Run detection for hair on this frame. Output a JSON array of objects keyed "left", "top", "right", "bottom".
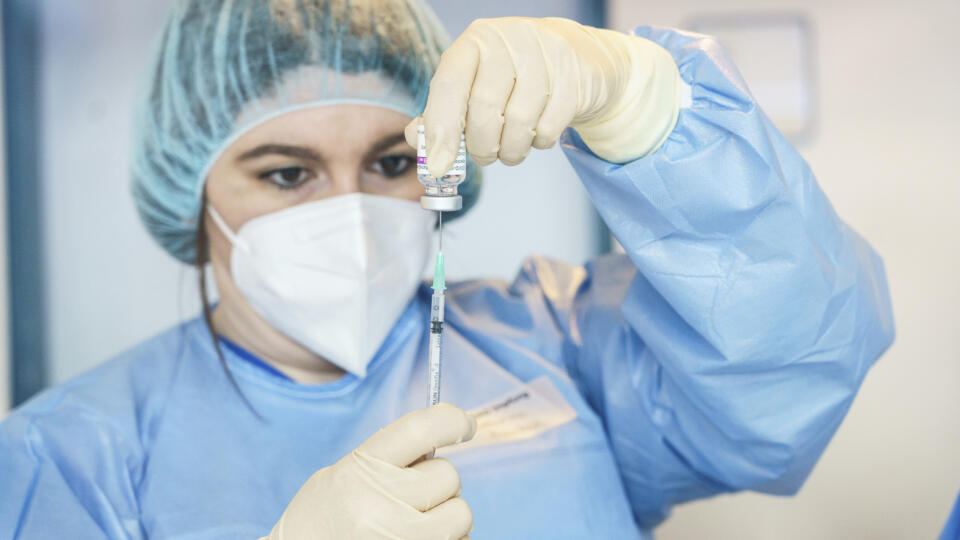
[
  {"left": 194, "top": 192, "right": 260, "bottom": 416},
  {"left": 130, "top": 0, "right": 448, "bottom": 264},
  {"left": 132, "top": 0, "right": 481, "bottom": 265}
]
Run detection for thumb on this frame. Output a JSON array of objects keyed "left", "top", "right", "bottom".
[
  {"left": 404, "top": 116, "right": 422, "bottom": 150},
  {"left": 423, "top": 36, "right": 478, "bottom": 177},
  {"left": 358, "top": 404, "right": 478, "bottom": 468}
]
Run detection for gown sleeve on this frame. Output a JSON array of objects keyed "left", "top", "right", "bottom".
[
  {"left": 531, "top": 26, "right": 895, "bottom": 528},
  {"left": 0, "top": 391, "right": 145, "bottom": 539}
]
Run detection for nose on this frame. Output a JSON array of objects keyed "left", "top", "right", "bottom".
[{"left": 315, "top": 162, "right": 362, "bottom": 199}]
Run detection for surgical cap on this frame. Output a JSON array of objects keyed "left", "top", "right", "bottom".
[{"left": 131, "top": 0, "right": 482, "bottom": 264}]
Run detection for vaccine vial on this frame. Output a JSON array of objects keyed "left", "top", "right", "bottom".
[{"left": 417, "top": 124, "right": 467, "bottom": 211}]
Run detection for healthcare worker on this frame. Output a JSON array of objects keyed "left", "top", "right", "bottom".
[{"left": 0, "top": 1, "right": 895, "bottom": 539}]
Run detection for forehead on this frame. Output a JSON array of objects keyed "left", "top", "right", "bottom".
[
  {"left": 236, "top": 66, "right": 419, "bottom": 126},
  {"left": 217, "top": 65, "right": 418, "bottom": 158},
  {"left": 227, "top": 104, "right": 413, "bottom": 155}
]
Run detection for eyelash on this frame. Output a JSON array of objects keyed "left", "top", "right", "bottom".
[
  {"left": 255, "top": 154, "right": 413, "bottom": 189},
  {"left": 371, "top": 155, "right": 414, "bottom": 178},
  {"left": 258, "top": 167, "right": 312, "bottom": 190}
]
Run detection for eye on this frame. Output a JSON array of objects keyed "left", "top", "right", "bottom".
[
  {"left": 370, "top": 155, "right": 413, "bottom": 178},
  {"left": 258, "top": 167, "right": 313, "bottom": 189}
]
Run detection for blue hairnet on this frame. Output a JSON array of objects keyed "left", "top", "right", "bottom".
[{"left": 131, "top": 0, "right": 482, "bottom": 264}]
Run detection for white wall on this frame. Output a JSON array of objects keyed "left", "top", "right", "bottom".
[
  {"left": 38, "top": 0, "right": 600, "bottom": 384},
  {"left": 609, "top": 0, "right": 960, "bottom": 538},
  {"left": 39, "top": 0, "right": 196, "bottom": 385},
  {"left": 0, "top": 2, "right": 10, "bottom": 416}
]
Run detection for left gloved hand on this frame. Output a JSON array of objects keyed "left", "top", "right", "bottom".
[{"left": 405, "top": 17, "right": 684, "bottom": 175}]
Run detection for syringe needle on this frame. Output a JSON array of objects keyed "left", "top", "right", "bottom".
[{"left": 438, "top": 210, "right": 443, "bottom": 252}]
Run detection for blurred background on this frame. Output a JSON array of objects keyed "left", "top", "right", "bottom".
[{"left": 1, "top": 0, "right": 957, "bottom": 538}]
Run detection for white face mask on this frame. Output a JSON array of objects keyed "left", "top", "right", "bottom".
[{"left": 208, "top": 193, "right": 435, "bottom": 377}]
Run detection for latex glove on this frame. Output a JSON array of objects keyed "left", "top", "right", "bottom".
[
  {"left": 263, "top": 404, "right": 477, "bottom": 540},
  {"left": 404, "top": 17, "right": 683, "bottom": 174}
]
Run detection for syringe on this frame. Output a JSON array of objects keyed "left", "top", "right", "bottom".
[
  {"left": 427, "top": 214, "right": 445, "bottom": 407},
  {"left": 416, "top": 124, "right": 464, "bottom": 411}
]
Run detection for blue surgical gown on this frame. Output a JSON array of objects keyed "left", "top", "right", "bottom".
[
  {"left": 0, "top": 27, "right": 894, "bottom": 539},
  {"left": 941, "top": 492, "right": 960, "bottom": 540}
]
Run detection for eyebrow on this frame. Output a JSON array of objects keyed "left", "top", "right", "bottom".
[
  {"left": 237, "top": 144, "right": 324, "bottom": 162},
  {"left": 364, "top": 133, "right": 411, "bottom": 160},
  {"left": 236, "top": 133, "right": 411, "bottom": 164}
]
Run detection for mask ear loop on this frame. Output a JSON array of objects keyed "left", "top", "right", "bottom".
[{"left": 207, "top": 205, "right": 251, "bottom": 253}]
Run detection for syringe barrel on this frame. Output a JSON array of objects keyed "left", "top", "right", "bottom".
[
  {"left": 430, "top": 290, "right": 445, "bottom": 323},
  {"left": 428, "top": 330, "right": 442, "bottom": 407}
]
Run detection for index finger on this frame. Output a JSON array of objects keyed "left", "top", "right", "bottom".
[
  {"left": 423, "top": 33, "right": 480, "bottom": 177},
  {"left": 358, "top": 403, "right": 478, "bottom": 467}
]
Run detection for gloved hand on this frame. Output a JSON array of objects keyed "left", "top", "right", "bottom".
[
  {"left": 404, "top": 17, "right": 684, "bottom": 174},
  {"left": 263, "top": 404, "right": 478, "bottom": 540}
]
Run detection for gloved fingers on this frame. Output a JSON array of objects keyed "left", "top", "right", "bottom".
[
  {"left": 384, "top": 497, "right": 472, "bottom": 540},
  {"left": 358, "top": 403, "right": 477, "bottom": 467},
  {"left": 423, "top": 33, "right": 479, "bottom": 177},
  {"left": 422, "top": 497, "right": 473, "bottom": 540},
  {"left": 532, "top": 28, "right": 579, "bottom": 150},
  {"left": 347, "top": 450, "right": 456, "bottom": 512},
  {"left": 462, "top": 20, "right": 515, "bottom": 167},
  {"left": 497, "top": 19, "right": 550, "bottom": 166},
  {"left": 350, "top": 453, "right": 461, "bottom": 512},
  {"left": 404, "top": 115, "right": 422, "bottom": 150},
  {"left": 395, "top": 457, "right": 462, "bottom": 511}
]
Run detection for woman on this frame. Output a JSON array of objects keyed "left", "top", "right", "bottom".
[{"left": 0, "top": 1, "right": 894, "bottom": 538}]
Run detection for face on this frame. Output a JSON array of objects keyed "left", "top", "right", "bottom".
[{"left": 202, "top": 105, "right": 424, "bottom": 374}]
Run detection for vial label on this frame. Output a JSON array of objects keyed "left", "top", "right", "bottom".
[{"left": 417, "top": 124, "right": 466, "bottom": 180}]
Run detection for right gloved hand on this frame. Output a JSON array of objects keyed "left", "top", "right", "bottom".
[
  {"left": 263, "top": 404, "right": 478, "bottom": 540},
  {"left": 405, "top": 17, "right": 683, "bottom": 174}
]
